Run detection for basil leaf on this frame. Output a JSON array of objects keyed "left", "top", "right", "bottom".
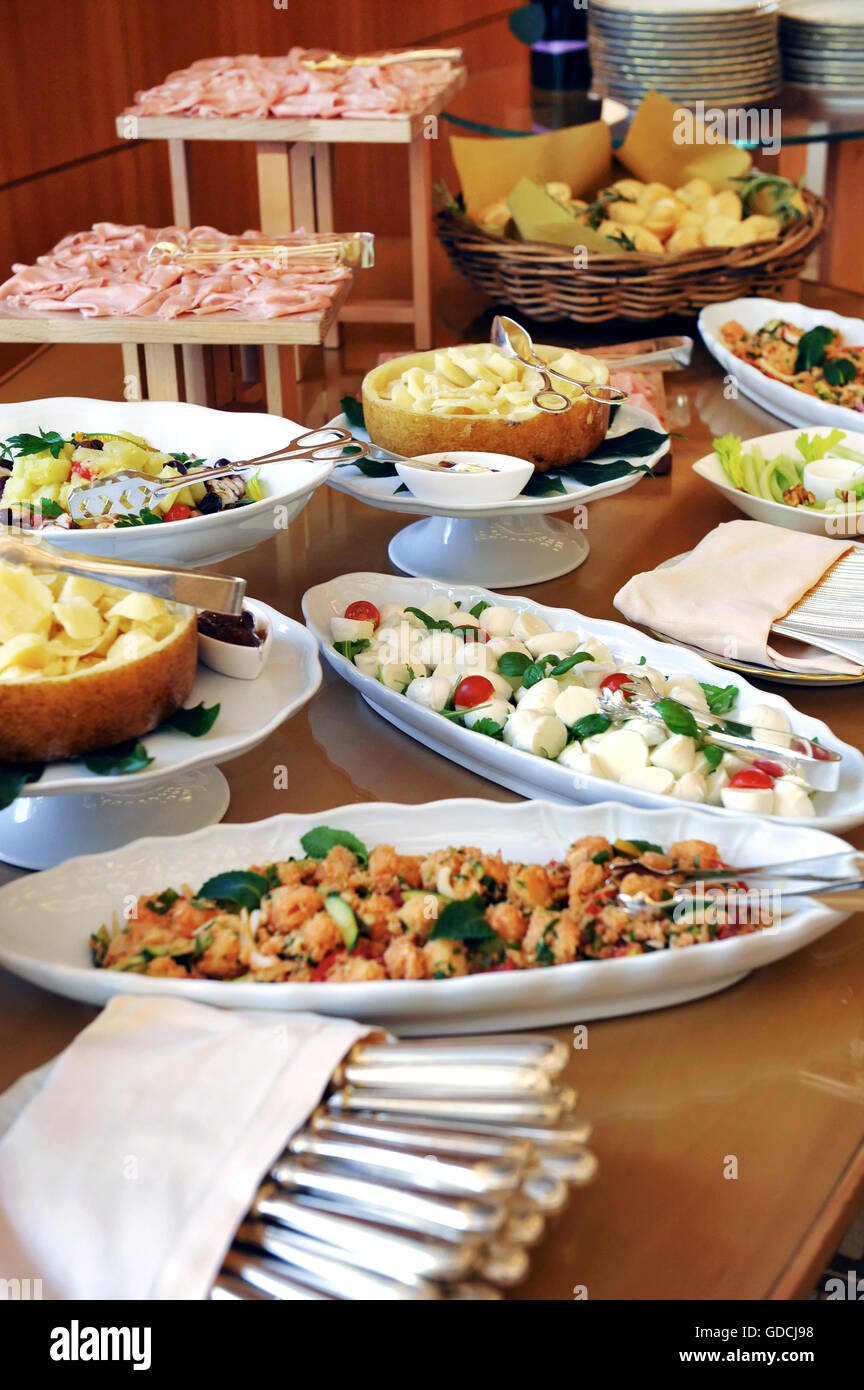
[
  {"left": 522, "top": 656, "right": 559, "bottom": 689},
  {"left": 701, "top": 743, "right": 724, "bottom": 770},
  {"left": 394, "top": 482, "right": 410, "bottom": 494},
  {"left": 0, "top": 761, "right": 44, "bottom": 811},
  {"left": 655, "top": 698, "right": 699, "bottom": 739},
  {"left": 823, "top": 358, "right": 856, "bottom": 387},
  {"left": 300, "top": 826, "right": 370, "bottom": 867},
  {"left": 497, "top": 651, "right": 531, "bottom": 677},
  {"left": 196, "top": 869, "right": 270, "bottom": 913},
  {"left": 470, "top": 601, "right": 491, "bottom": 619},
  {"left": 698, "top": 682, "right": 739, "bottom": 716},
  {"left": 720, "top": 718, "right": 753, "bottom": 739},
  {"left": 404, "top": 606, "right": 453, "bottom": 631},
  {"left": 795, "top": 325, "right": 834, "bottom": 373},
  {"left": 562, "top": 459, "right": 651, "bottom": 487},
  {"left": 570, "top": 712, "right": 611, "bottom": 740},
  {"left": 520, "top": 472, "right": 568, "bottom": 497},
  {"left": 347, "top": 457, "right": 397, "bottom": 478},
  {"left": 339, "top": 395, "right": 365, "bottom": 429},
  {"left": 165, "top": 701, "right": 220, "bottom": 737},
  {"left": 428, "top": 894, "right": 497, "bottom": 942},
  {"left": 549, "top": 652, "right": 594, "bottom": 677},
  {"left": 583, "top": 428, "right": 670, "bottom": 460},
  {"left": 471, "top": 718, "right": 506, "bottom": 739},
  {"left": 80, "top": 739, "right": 153, "bottom": 776},
  {"left": 333, "top": 637, "right": 370, "bottom": 661}
]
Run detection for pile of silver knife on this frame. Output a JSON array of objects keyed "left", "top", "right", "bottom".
[{"left": 212, "top": 1033, "right": 594, "bottom": 1300}]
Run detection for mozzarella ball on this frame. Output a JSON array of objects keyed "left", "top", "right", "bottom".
[
  {"left": 487, "top": 636, "right": 531, "bottom": 661},
  {"left": 620, "top": 766, "right": 676, "bottom": 795},
  {"left": 463, "top": 698, "right": 512, "bottom": 730},
  {"left": 517, "top": 678, "right": 560, "bottom": 715},
  {"left": 380, "top": 661, "right": 426, "bottom": 692},
  {"left": 623, "top": 715, "right": 667, "bottom": 748},
  {"left": 454, "top": 642, "right": 496, "bottom": 673},
  {"left": 554, "top": 685, "right": 600, "bottom": 726},
  {"left": 665, "top": 677, "right": 710, "bottom": 714},
  {"left": 720, "top": 786, "right": 774, "bottom": 815},
  {"left": 672, "top": 771, "right": 708, "bottom": 804},
  {"left": 483, "top": 672, "right": 516, "bottom": 702},
  {"left": 579, "top": 662, "right": 614, "bottom": 690},
  {"left": 378, "top": 607, "right": 425, "bottom": 631},
  {"left": 557, "top": 744, "right": 601, "bottom": 777},
  {"left": 772, "top": 777, "right": 815, "bottom": 818},
  {"left": 479, "top": 605, "right": 516, "bottom": 638},
  {"left": 511, "top": 611, "right": 551, "bottom": 641},
  {"left": 432, "top": 661, "right": 458, "bottom": 684},
  {"left": 590, "top": 728, "right": 651, "bottom": 782},
  {"left": 622, "top": 665, "right": 668, "bottom": 695},
  {"left": 332, "top": 616, "right": 375, "bottom": 642},
  {"left": 503, "top": 710, "right": 568, "bottom": 759},
  {"left": 650, "top": 735, "right": 697, "bottom": 778},
  {"left": 353, "top": 647, "right": 382, "bottom": 679},
  {"left": 405, "top": 676, "right": 451, "bottom": 712},
  {"left": 739, "top": 704, "right": 792, "bottom": 749},
  {"left": 379, "top": 602, "right": 407, "bottom": 624},
  {"left": 451, "top": 611, "right": 482, "bottom": 631},
  {"left": 579, "top": 638, "right": 614, "bottom": 665},
  {"left": 416, "top": 631, "right": 463, "bottom": 666},
  {"left": 423, "top": 596, "right": 458, "bottom": 621},
  {"left": 706, "top": 767, "right": 731, "bottom": 805},
  {"left": 721, "top": 751, "right": 748, "bottom": 775},
  {"left": 525, "top": 630, "right": 582, "bottom": 659}
]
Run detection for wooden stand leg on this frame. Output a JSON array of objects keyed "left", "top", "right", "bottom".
[
  {"left": 143, "top": 344, "right": 180, "bottom": 401},
  {"left": 121, "top": 343, "right": 144, "bottom": 402},
  {"left": 408, "top": 135, "right": 433, "bottom": 350},
  {"left": 168, "top": 140, "right": 193, "bottom": 225},
  {"left": 262, "top": 343, "right": 300, "bottom": 422},
  {"left": 312, "top": 144, "right": 341, "bottom": 350},
  {"left": 181, "top": 345, "right": 208, "bottom": 404},
  {"left": 256, "top": 141, "right": 294, "bottom": 234}
]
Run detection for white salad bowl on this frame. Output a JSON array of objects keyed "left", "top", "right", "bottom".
[
  {"left": 692, "top": 425, "right": 864, "bottom": 538},
  {"left": 0, "top": 798, "right": 852, "bottom": 1032},
  {"left": 0, "top": 397, "right": 335, "bottom": 567},
  {"left": 698, "top": 297, "right": 864, "bottom": 432},
  {"left": 302, "top": 572, "right": 864, "bottom": 833},
  {"left": 394, "top": 451, "right": 535, "bottom": 507}
]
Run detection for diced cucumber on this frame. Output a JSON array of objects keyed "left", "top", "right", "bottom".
[{"left": 325, "top": 894, "right": 359, "bottom": 951}]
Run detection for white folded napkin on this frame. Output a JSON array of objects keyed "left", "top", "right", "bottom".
[
  {"left": 614, "top": 519, "right": 860, "bottom": 676},
  {"left": 0, "top": 996, "right": 373, "bottom": 1300}
]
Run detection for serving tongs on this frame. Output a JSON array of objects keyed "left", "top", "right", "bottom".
[
  {"left": 147, "top": 231, "right": 375, "bottom": 270},
  {"left": 0, "top": 534, "right": 245, "bottom": 614},
  {"left": 597, "top": 675, "right": 842, "bottom": 792},
  {"left": 300, "top": 47, "right": 463, "bottom": 71},
  {"left": 66, "top": 428, "right": 368, "bottom": 523},
  {"left": 492, "top": 315, "right": 692, "bottom": 414}
]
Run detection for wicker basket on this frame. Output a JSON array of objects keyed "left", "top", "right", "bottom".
[{"left": 435, "top": 191, "right": 827, "bottom": 323}]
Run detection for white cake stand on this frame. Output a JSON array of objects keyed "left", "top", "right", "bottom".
[
  {"left": 0, "top": 604, "right": 321, "bottom": 870},
  {"left": 326, "top": 403, "right": 669, "bottom": 587}
]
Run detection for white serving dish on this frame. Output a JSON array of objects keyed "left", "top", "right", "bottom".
[
  {"left": 197, "top": 597, "right": 273, "bottom": 680},
  {"left": 302, "top": 571, "right": 864, "bottom": 833},
  {"left": 326, "top": 403, "right": 669, "bottom": 587},
  {"left": 0, "top": 798, "right": 851, "bottom": 1033},
  {"left": 0, "top": 397, "right": 334, "bottom": 567},
  {"left": 698, "top": 298, "right": 864, "bottom": 432},
  {"left": 0, "top": 601, "right": 320, "bottom": 868},
  {"left": 691, "top": 425, "right": 864, "bottom": 537},
  {"left": 394, "top": 451, "right": 534, "bottom": 507}
]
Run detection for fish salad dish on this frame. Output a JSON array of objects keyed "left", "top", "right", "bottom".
[
  {"left": 721, "top": 318, "right": 864, "bottom": 413},
  {"left": 328, "top": 596, "right": 828, "bottom": 819},
  {"left": 88, "top": 827, "right": 768, "bottom": 983},
  {"left": 0, "top": 427, "right": 261, "bottom": 528}
]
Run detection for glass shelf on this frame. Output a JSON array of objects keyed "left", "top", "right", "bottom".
[{"left": 442, "top": 65, "right": 864, "bottom": 148}]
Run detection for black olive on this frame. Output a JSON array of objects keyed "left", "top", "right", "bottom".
[
  {"left": 173, "top": 461, "right": 189, "bottom": 475},
  {"left": 198, "top": 492, "right": 223, "bottom": 514},
  {"left": 240, "top": 609, "right": 255, "bottom": 630},
  {"left": 214, "top": 457, "right": 231, "bottom": 467}
]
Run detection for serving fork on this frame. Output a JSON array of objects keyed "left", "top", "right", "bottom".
[
  {"left": 66, "top": 428, "right": 368, "bottom": 522},
  {"left": 616, "top": 877, "right": 864, "bottom": 919}
]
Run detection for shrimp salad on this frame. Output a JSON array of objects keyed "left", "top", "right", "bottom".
[
  {"left": 328, "top": 596, "right": 819, "bottom": 818},
  {"left": 88, "top": 828, "right": 768, "bottom": 983}
]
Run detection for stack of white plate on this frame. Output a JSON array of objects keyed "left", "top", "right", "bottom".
[
  {"left": 781, "top": 0, "right": 864, "bottom": 95},
  {"left": 588, "top": 0, "right": 782, "bottom": 108}
]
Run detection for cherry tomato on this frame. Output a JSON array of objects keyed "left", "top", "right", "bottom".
[
  {"left": 600, "top": 672, "right": 634, "bottom": 700},
  {"left": 461, "top": 627, "right": 489, "bottom": 644},
  {"left": 811, "top": 743, "right": 833, "bottom": 761},
  {"left": 344, "top": 600, "right": 380, "bottom": 625},
  {"left": 72, "top": 463, "right": 94, "bottom": 482},
  {"left": 163, "top": 503, "right": 192, "bottom": 523},
  {"left": 310, "top": 950, "right": 345, "bottom": 982},
  {"left": 729, "top": 768, "right": 775, "bottom": 791},
  {"left": 752, "top": 759, "right": 784, "bottom": 779},
  {"left": 453, "top": 675, "right": 495, "bottom": 709}
]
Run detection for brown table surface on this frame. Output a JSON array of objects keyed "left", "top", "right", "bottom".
[{"left": 1, "top": 280, "right": 863, "bottom": 1301}]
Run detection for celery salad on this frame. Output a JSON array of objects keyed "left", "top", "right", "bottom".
[
  {"left": 330, "top": 596, "right": 818, "bottom": 818},
  {"left": 714, "top": 429, "right": 864, "bottom": 516}
]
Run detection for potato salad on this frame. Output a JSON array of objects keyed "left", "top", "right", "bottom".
[{"left": 330, "top": 596, "right": 818, "bottom": 818}]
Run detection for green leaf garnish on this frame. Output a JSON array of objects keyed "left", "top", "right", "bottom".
[
  {"left": 698, "top": 682, "right": 738, "bottom": 716},
  {"left": 428, "top": 894, "right": 497, "bottom": 943},
  {"left": 471, "top": 717, "right": 506, "bottom": 739},
  {"left": 470, "top": 601, "right": 491, "bottom": 619},
  {"left": 0, "top": 761, "right": 44, "bottom": 811},
  {"left": 794, "top": 325, "right": 834, "bottom": 373},
  {"left": 569, "top": 713, "right": 611, "bottom": 740},
  {"left": 497, "top": 651, "right": 532, "bottom": 678},
  {"left": 145, "top": 889, "right": 180, "bottom": 916},
  {"left": 583, "top": 428, "right": 670, "bottom": 461},
  {"left": 196, "top": 870, "right": 271, "bottom": 914},
  {"left": 5, "top": 428, "right": 68, "bottom": 459},
  {"left": 333, "top": 637, "right": 370, "bottom": 661},
  {"left": 823, "top": 358, "right": 856, "bottom": 388},
  {"left": 300, "top": 826, "right": 370, "bottom": 868},
  {"left": 165, "top": 702, "right": 220, "bottom": 737},
  {"left": 80, "top": 739, "right": 153, "bottom": 776},
  {"left": 549, "top": 652, "right": 595, "bottom": 677},
  {"left": 655, "top": 698, "right": 699, "bottom": 739},
  {"left": 340, "top": 395, "right": 365, "bottom": 429}
]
